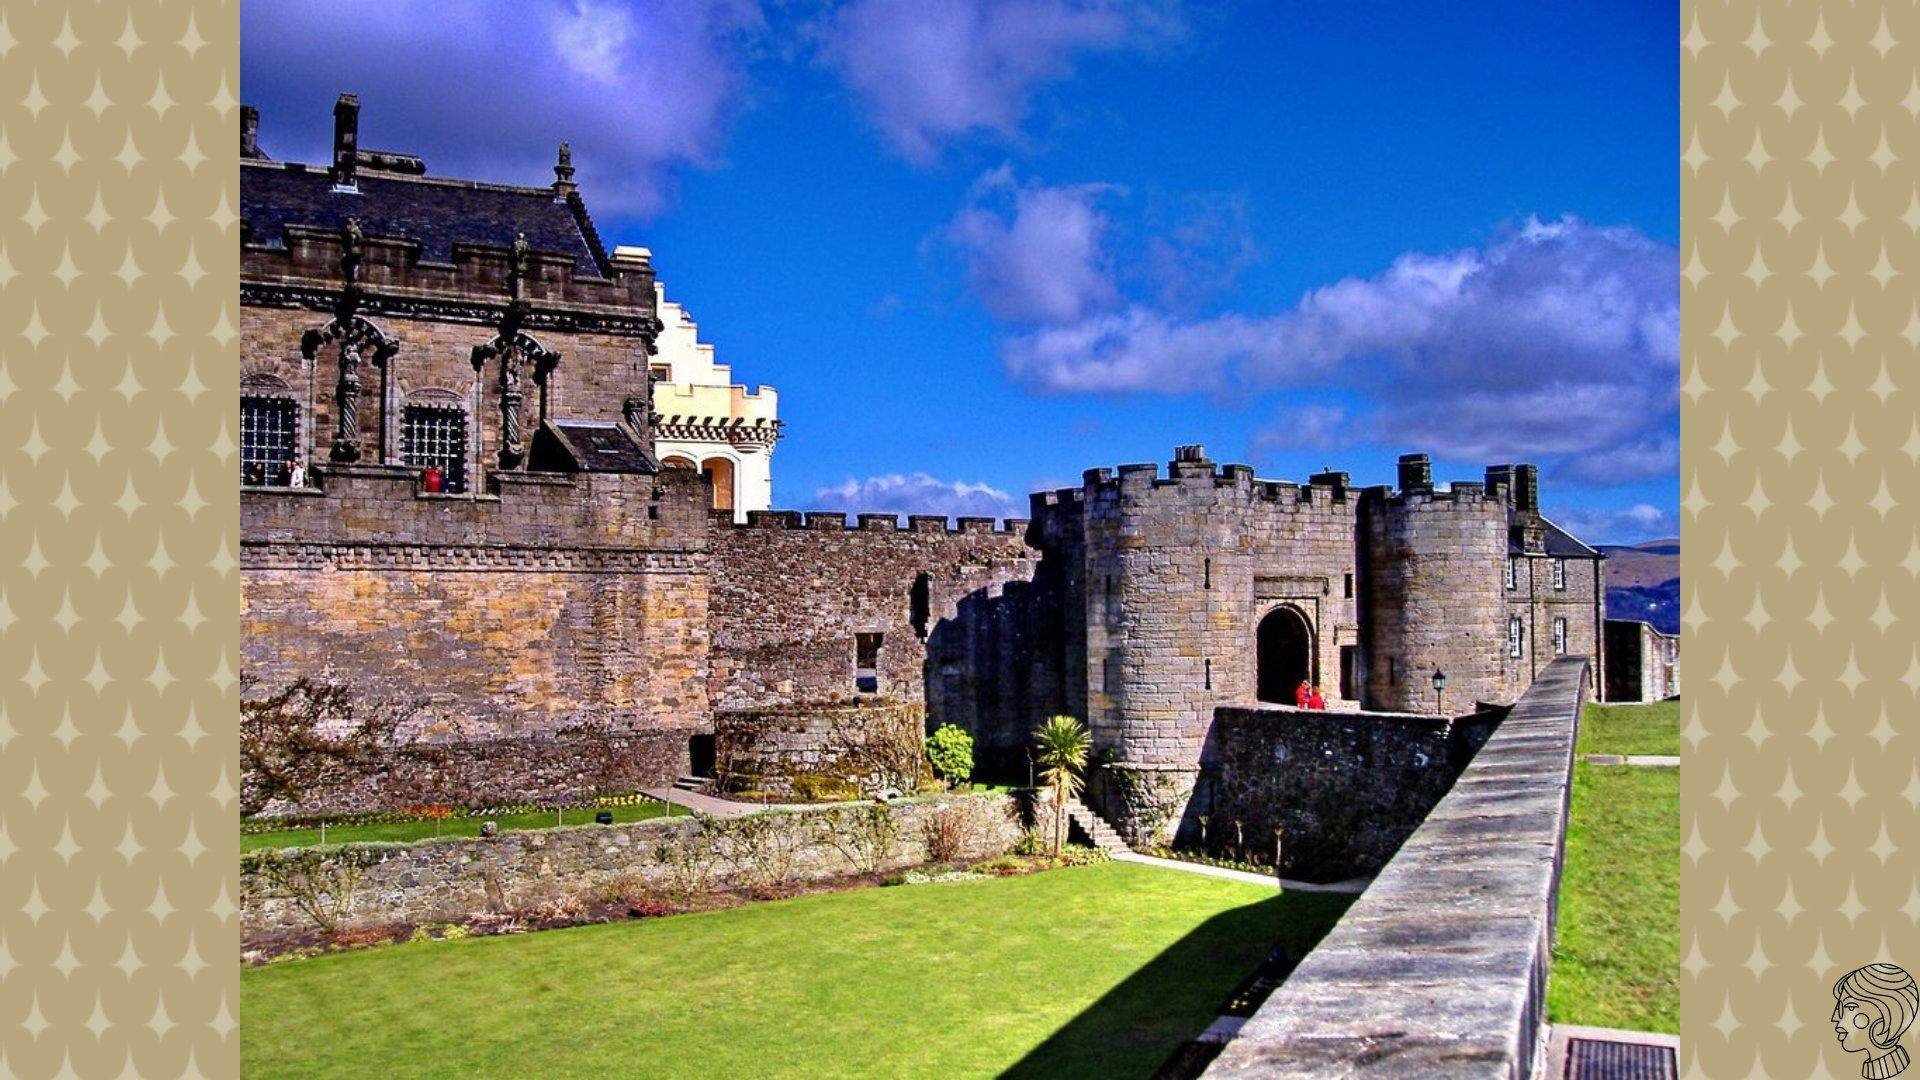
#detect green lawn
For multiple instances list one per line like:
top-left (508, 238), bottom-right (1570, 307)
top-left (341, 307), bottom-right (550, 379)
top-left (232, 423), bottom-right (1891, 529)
top-left (1549, 761), bottom-right (1679, 1033)
top-left (1578, 698), bottom-right (1680, 757)
top-left (241, 801), bottom-right (680, 852)
top-left (242, 862), bottom-right (1351, 1079)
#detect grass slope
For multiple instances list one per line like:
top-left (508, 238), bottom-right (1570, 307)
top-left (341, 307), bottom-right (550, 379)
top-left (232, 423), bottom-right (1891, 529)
top-left (242, 862), bottom-right (1350, 1079)
top-left (1578, 699), bottom-right (1680, 757)
top-left (241, 802), bottom-right (679, 852)
top-left (1549, 761), bottom-right (1680, 1033)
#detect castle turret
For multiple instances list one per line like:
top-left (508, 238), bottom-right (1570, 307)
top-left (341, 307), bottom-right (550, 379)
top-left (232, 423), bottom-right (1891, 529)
top-left (1076, 446), bottom-right (1361, 845)
top-left (1359, 454), bottom-right (1510, 713)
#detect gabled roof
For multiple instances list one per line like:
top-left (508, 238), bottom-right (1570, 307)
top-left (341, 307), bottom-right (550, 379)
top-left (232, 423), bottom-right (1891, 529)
top-left (241, 161), bottom-right (608, 275)
top-left (1510, 512), bottom-right (1604, 558)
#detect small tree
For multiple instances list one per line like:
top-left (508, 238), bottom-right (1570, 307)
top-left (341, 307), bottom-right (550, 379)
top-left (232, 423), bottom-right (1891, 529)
top-left (924, 724), bottom-right (975, 789)
top-left (1033, 715), bottom-right (1091, 855)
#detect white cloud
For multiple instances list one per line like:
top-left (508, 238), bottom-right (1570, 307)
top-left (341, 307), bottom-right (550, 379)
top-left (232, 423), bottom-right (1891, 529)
top-left (810, 473), bottom-right (1026, 520)
top-left (816, 0), bottom-right (1178, 163)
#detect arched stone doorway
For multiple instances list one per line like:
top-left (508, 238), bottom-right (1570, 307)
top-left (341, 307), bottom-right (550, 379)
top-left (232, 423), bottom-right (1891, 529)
top-left (1256, 605), bottom-right (1314, 704)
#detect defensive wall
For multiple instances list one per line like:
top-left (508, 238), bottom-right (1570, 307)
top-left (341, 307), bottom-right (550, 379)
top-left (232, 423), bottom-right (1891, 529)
top-left (240, 792), bottom-right (1023, 938)
top-left (1205, 657), bottom-right (1589, 1079)
top-left (1194, 702), bottom-right (1508, 881)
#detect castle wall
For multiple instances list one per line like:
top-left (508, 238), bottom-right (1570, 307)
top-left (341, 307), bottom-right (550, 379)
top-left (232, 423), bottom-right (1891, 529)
top-left (1359, 484), bottom-right (1511, 713)
top-left (1197, 703), bottom-right (1506, 881)
top-left (704, 513), bottom-right (1049, 754)
top-left (241, 467), bottom-right (713, 810)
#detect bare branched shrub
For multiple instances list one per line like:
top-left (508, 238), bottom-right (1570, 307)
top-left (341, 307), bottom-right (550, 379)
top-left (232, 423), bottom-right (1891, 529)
top-left (817, 803), bottom-right (901, 875)
top-left (244, 849), bottom-right (368, 933)
top-left (239, 675), bottom-right (432, 815)
top-left (921, 803), bottom-right (985, 863)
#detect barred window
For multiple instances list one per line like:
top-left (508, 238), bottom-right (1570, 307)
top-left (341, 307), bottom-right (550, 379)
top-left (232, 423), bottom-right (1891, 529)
top-left (1508, 616), bottom-right (1524, 659)
top-left (402, 404), bottom-right (469, 493)
top-left (1553, 617), bottom-right (1568, 655)
top-left (240, 396), bottom-right (299, 487)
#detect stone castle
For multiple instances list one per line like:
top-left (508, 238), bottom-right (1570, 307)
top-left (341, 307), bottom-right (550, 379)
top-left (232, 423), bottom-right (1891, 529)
top-left (238, 96), bottom-right (1604, 846)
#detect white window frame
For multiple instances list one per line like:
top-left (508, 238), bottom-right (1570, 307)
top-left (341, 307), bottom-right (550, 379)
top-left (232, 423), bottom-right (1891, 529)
top-left (1552, 558), bottom-right (1567, 590)
top-left (1553, 617), bottom-right (1568, 655)
top-left (1508, 616), bottom-right (1524, 658)
top-left (1506, 556), bottom-right (1519, 590)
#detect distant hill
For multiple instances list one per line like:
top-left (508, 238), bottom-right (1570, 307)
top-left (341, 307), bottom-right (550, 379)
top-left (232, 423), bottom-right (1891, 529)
top-left (1599, 538), bottom-right (1679, 634)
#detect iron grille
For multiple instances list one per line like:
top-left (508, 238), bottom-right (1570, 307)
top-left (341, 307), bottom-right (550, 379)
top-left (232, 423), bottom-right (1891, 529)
top-left (240, 396), bottom-right (299, 487)
top-left (402, 404), bottom-right (469, 493)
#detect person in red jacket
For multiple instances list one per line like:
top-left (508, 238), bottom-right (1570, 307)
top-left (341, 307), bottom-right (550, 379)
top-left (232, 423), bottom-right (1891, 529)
top-left (1307, 685), bottom-right (1327, 710)
top-left (1294, 680), bottom-right (1311, 708)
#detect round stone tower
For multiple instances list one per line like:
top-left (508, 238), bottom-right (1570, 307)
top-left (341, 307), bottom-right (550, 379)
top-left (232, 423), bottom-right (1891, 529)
top-left (1359, 454), bottom-right (1512, 713)
top-left (1078, 445), bottom-right (1359, 845)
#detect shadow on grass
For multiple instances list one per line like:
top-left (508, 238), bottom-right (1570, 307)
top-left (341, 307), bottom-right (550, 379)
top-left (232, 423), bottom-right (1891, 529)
top-left (1000, 889), bottom-right (1352, 1079)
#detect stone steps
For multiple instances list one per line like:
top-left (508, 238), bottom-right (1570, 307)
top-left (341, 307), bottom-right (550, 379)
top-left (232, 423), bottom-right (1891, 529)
top-left (1061, 797), bottom-right (1130, 853)
top-left (671, 775), bottom-right (713, 793)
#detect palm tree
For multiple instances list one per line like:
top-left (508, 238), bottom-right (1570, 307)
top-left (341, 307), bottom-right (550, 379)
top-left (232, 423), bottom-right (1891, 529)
top-left (1033, 715), bottom-right (1091, 855)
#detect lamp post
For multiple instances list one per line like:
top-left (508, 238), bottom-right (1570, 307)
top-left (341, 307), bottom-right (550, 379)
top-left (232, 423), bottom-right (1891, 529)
top-left (1432, 668), bottom-right (1447, 716)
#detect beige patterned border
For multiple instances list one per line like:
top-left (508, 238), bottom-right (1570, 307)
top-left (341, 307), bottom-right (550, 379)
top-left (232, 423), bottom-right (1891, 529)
top-left (1686, 1), bottom-right (1918, 1077)
top-left (1, 1), bottom-right (239, 1077)
top-left (3, 1), bottom-right (1915, 1077)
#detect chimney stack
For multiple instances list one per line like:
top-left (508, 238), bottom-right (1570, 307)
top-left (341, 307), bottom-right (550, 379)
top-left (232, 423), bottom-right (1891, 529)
top-left (331, 93), bottom-right (360, 189)
top-left (240, 105), bottom-right (261, 159)
top-left (1396, 452), bottom-right (1433, 493)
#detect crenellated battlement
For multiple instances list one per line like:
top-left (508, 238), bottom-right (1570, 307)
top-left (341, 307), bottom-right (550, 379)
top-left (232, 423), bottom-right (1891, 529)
top-left (720, 509), bottom-right (1032, 536)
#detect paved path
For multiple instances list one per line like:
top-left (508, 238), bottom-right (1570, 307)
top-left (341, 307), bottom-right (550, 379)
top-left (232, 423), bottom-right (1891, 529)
top-left (1545, 1024), bottom-right (1679, 1079)
top-left (641, 787), bottom-right (803, 817)
top-left (1578, 754), bottom-right (1680, 767)
top-left (1111, 851), bottom-right (1371, 894)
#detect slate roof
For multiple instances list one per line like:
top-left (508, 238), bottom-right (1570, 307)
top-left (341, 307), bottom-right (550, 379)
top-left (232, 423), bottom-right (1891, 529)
top-left (1511, 513), bottom-right (1604, 558)
top-left (531, 421), bottom-right (658, 474)
top-left (241, 161), bottom-right (608, 275)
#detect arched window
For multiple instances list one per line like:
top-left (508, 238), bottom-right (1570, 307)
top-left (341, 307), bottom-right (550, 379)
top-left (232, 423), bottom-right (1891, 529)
top-left (701, 457), bottom-right (736, 512)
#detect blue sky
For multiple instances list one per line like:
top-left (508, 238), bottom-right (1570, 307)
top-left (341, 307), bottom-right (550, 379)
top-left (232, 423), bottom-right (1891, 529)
top-left (241, 0), bottom-right (1678, 543)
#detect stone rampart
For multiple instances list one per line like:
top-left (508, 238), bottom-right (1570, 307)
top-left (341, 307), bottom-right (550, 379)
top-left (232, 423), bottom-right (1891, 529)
top-left (713, 701), bottom-right (929, 798)
top-left (705, 511), bottom-right (1047, 727)
top-left (1196, 702), bottom-right (1507, 880)
top-left (241, 467), bottom-right (714, 811)
top-left (1205, 658), bottom-right (1588, 1078)
top-left (241, 793), bottom-right (1023, 938)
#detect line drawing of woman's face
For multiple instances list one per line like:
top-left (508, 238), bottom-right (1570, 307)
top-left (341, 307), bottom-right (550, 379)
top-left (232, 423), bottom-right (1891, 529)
top-left (1834, 995), bottom-right (1882, 1055)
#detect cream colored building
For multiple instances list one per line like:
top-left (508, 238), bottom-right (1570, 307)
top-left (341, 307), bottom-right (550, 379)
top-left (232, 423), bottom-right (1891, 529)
top-left (626, 251), bottom-right (780, 519)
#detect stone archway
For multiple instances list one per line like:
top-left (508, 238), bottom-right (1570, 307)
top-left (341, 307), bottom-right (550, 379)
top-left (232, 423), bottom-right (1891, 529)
top-left (1256, 604), bottom-right (1314, 704)
top-left (701, 456), bottom-right (736, 512)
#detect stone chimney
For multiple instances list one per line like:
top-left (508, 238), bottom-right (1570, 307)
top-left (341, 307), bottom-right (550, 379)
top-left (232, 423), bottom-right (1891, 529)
top-left (240, 105), bottom-right (262, 159)
top-left (331, 93), bottom-right (360, 189)
top-left (1396, 452), bottom-right (1433, 493)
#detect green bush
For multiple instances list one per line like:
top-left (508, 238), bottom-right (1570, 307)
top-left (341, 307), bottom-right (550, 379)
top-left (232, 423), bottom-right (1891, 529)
top-left (924, 725), bottom-right (975, 789)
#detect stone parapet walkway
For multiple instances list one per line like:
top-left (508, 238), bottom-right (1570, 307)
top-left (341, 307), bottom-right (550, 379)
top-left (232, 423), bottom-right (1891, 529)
top-left (641, 787), bottom-right (799, 817)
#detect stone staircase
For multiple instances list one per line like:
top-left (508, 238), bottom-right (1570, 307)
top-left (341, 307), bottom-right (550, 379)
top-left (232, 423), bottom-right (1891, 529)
top-left (1061, 797), bottom-right (1130, 853)
top-left (671, 775), bottom-right (714, 794)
